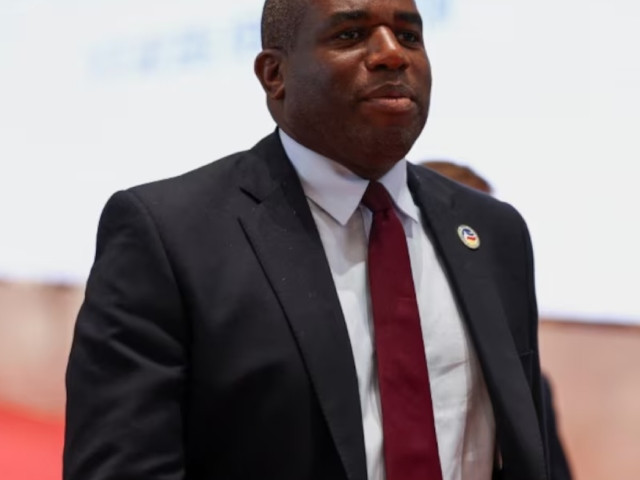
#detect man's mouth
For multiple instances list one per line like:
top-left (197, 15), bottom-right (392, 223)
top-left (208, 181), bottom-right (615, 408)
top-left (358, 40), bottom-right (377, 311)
top-left (361, 84), bottom-right (416, 114)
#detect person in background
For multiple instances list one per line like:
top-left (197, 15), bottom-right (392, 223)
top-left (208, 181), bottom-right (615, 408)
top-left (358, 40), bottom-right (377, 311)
top-left (422, 159), bottom-right (573, 480)
top-left (63, 0), bottom-right (551, 479)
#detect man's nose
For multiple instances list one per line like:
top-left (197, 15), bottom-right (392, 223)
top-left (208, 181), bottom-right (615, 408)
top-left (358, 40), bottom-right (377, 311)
top-left (365, 27), bottom-right (410, 71)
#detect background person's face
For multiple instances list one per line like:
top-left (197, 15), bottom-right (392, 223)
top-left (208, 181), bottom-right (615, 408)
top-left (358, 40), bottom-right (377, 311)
top-left (279, 0), bottom-right (432, 179)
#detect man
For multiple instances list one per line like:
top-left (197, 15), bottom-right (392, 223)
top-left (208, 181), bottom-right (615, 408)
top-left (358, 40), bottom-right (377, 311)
top-left (64, 0), bottom-right (549, 479)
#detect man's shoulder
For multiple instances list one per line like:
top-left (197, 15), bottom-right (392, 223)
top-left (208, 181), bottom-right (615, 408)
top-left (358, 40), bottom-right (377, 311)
top-left (409, 162), bottom-right (529, 238)
top-left (409, 163), bottom-right (514, 211)
top-left (122, 132), bottom-right (282, 214)
top-left (130, 148), bottom-right (251, 203)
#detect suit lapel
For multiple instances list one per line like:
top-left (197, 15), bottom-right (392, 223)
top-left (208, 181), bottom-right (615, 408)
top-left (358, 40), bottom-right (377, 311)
top-left (407, 166), bottom-right (546, 480)
top-left (237, 133), bottom-right (367, 480)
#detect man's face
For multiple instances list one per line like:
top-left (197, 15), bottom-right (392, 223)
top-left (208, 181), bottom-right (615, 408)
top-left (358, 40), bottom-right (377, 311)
top-left (278, 0), bottom-right (432, 179)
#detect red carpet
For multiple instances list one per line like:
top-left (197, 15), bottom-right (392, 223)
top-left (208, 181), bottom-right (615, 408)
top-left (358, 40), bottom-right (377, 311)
top-left (0, 405), bottom-right (63, 480)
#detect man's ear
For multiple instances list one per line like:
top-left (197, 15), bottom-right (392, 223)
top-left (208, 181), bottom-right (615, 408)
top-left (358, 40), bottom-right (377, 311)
top-left (254, 49), bottom-right (286, 100)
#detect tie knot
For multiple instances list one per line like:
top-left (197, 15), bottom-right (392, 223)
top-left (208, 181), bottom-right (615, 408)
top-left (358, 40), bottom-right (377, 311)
top-left (362, 181), bottom-right (394, 213)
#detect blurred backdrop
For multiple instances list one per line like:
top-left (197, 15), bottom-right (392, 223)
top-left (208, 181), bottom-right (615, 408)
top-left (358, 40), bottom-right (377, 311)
top-left (1, 0), bottom-right (639, 479)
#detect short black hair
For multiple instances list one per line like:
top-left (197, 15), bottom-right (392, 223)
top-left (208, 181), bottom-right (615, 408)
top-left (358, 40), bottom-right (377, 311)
top-left (261, 0), bottom-right (308, 52)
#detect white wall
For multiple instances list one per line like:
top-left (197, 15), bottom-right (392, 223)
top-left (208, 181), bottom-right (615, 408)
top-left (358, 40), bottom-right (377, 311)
top-left (1, 0), bottom-right (638, 323)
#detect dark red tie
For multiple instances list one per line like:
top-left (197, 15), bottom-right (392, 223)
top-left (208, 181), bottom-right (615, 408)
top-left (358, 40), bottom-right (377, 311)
top-left (362, 181), bottom-right (443, 480)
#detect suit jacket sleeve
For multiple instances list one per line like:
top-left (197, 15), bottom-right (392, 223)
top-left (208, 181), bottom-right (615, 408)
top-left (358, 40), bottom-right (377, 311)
top-left (64, 190), bottom-right (188, 480)
top-left (520, 206), bottom-right (551, 480)
top-left (542, 376), bottom-right (573, 480)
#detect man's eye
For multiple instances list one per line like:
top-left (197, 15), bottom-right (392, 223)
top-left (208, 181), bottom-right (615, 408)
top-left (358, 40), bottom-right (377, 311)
top-left (397, 31), bottom-right (422, 44)
top-left (336, 30), bottom-right (362, 41)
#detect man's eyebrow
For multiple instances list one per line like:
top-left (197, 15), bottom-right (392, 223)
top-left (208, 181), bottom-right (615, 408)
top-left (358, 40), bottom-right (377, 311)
top-left (395, 11), bottom-right (423, 29)
top-left (325, 10), bottom-right (369, 29)
top-left (323, 10), bottom-right (423, 29)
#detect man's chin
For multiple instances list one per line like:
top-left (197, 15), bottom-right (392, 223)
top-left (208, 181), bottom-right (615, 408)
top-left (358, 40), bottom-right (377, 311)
top-left (354, 129), bottom-right (419, 164)
top-left (371, 122), bottom-right (424, 148)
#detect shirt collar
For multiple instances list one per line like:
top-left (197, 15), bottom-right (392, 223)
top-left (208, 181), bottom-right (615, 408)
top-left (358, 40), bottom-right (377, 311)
top-left (279, 129), bottom-right (420, 226)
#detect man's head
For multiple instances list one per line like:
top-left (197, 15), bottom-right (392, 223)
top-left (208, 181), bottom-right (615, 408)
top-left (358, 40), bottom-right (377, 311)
top-left (255, 0), bottom-right (432, 180)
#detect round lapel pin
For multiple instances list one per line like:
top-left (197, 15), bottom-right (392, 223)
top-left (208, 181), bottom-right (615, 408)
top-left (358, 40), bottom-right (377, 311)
top-left (457, 225), bottom-right (480, 250)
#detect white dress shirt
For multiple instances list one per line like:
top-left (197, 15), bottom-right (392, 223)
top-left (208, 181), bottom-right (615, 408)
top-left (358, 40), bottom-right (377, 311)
top-left (280, 130), bottom-right (496, 480)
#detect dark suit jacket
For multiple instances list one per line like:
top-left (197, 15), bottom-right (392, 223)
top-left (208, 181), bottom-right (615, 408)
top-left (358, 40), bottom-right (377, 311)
top-left (64, 131), bottom-right (549, 480)
top-left (542, 375), bottom-right (573, 480)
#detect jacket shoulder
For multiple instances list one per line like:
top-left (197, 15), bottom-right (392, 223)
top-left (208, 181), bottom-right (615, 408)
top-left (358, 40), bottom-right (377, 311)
top-left (409, 162), bottom-right (526, 227)
top-left (129, 149), bottom-right (251, 208)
